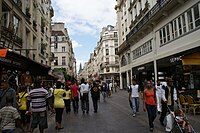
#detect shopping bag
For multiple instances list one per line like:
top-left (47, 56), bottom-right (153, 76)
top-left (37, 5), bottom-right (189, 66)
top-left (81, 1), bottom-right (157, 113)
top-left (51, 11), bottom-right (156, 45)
top-left (165, 112), bottom-right (174, 132)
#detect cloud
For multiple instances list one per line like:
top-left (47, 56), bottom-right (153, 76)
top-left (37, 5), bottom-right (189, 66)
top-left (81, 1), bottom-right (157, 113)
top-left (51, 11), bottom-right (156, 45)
top-left (52, 0), bottom-right (116, 36)
top-left (72, 40), bottom-right (83, 49)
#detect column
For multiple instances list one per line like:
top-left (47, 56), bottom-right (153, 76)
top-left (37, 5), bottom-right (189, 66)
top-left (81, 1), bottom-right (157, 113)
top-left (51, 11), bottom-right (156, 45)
top-left (154, 60), bottom-right (158, 82)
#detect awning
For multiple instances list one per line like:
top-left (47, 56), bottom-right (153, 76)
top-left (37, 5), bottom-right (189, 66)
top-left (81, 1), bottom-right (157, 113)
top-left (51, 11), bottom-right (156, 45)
top-left (0, 50), bottom-right (50, 75)
top-left (182, 52), bottom-right (200, 65)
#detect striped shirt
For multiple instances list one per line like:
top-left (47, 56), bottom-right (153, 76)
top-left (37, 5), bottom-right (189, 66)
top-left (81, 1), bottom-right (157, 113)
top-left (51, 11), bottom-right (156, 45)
top-left (0, 106), bottom-right (20, 130)
top-left (27, 88), bottom-right (48, 112)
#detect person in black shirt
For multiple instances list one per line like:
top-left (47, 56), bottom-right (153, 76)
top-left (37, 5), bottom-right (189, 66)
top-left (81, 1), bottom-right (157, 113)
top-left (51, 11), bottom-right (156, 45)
top-left (91, 81), bottom-right (100, 113)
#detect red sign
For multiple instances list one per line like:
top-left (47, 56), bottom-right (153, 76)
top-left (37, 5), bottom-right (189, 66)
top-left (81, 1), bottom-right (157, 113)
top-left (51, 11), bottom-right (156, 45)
top-left (0, 48), bottom-right (8, 57)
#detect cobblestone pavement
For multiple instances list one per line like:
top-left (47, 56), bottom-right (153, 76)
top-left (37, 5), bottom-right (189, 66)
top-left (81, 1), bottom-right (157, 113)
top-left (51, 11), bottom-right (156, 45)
top-left (17, 90), bottom-right (200, 133)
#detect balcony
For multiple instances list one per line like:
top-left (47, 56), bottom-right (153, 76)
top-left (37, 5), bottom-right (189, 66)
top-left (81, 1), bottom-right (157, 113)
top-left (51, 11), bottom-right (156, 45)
top-left (0, 26), bottom-right (22, 48)
top-left (13, 0), bottom-right (22, 9)
top-left (117, 40), bottom-right (130, 55)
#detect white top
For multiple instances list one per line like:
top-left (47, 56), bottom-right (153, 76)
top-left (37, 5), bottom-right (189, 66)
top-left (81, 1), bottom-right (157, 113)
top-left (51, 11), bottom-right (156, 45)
top-left (156, 85), bottom-right (162, 98)
top-left (79, 83), bottom-right (90, 96)
top-left (129, 84), bottom-right (140, 98)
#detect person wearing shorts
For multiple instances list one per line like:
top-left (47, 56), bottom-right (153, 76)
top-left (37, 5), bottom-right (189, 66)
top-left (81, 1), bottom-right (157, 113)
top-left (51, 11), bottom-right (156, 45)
top-left (27, 80), bottom-right (49, 133)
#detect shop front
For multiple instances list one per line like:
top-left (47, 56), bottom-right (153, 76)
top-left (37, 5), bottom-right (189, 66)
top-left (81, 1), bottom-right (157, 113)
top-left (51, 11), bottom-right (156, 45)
top-left (0, 48), bottom-right (50, 89)
top-left (0, 49), bottom-right (51, 82)
top-left (132, 61), bottom-right (154, 90)
top-left (157, 47), bottom-right (200, 99)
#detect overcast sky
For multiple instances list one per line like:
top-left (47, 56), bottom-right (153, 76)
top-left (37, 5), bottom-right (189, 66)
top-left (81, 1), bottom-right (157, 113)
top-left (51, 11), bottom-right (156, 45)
top-left (52, 0), bottom-right (117, 70)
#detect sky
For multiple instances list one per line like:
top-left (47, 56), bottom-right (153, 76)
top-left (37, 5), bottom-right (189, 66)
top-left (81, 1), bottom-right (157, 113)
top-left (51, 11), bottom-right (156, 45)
top-left (51, 0), bottom-right (117, 70)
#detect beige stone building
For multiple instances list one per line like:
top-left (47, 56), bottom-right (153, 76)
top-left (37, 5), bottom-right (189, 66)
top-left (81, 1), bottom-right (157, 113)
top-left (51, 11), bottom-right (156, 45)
top-left (51, 22), bottom-right (76, 80)
top-left (0, 0), bottom-right (54, 75)
top-left (115, 0), bottom-right (200, 92)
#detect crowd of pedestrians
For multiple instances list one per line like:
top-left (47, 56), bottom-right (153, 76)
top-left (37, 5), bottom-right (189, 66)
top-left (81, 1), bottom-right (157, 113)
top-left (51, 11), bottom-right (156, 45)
top-left (1, 67), bottom-right (187, 133)
top-left (0, 67), bottom-right (119, 133)
top-left (128, 77), bottom-right (179, 132)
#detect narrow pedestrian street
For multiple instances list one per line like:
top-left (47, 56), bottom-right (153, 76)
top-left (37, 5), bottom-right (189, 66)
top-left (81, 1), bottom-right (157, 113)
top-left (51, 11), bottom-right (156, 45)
top-left (32, 90), bottom-right (166, 133)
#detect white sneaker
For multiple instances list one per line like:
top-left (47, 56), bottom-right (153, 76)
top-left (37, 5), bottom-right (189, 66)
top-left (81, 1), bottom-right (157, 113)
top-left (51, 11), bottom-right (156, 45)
top-left (132, 114), bottom-right (136, 117)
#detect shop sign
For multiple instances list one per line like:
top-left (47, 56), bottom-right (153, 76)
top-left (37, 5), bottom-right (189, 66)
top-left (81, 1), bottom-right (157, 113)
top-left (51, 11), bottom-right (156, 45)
top-left (170, 56), bottom-right (181, 63)
top-left (0, 57), bottom-right (21, 66)
top-left (137, 66), bottom-right (145, 71)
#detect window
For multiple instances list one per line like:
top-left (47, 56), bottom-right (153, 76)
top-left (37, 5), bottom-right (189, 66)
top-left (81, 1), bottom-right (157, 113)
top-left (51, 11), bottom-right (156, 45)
top-left (182, 14), bottom-right (187, 33)
top-left (105, 43), bottom-right (108, 47)
top-left (162, 27), bottom-right (166, 43)
top-left (62, 56), bottom-right (66, 65)
top-left (106, 58), bottom-right (109, 64)
top-left (13, 16), bottom-right (20, 34)
top-left (62, 46), bottom-right (65, 52)
top-left (106, 49), bottom-right (109, 55)
top-left (194, 4), bottom-right (200, 27)
top-left (106, 67), bottom-right (110, 72)
top-left (2, 12), bottom-right (9, 27)
top-left (114, 32), bottom-right (117, 37)
top-left (178, 17), bottom-right (182, 36)
top-left (159, 30), bottom-right (163, 44)
top-left (173, 20), bottom-right (178, 38)
top-left (166, 25), bottom-right (170, 41)
top-left (187, 9), bottom-right (194, 31)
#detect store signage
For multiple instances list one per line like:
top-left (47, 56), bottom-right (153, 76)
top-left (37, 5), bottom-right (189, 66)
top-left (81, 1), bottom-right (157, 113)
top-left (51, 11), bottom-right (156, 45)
top-left (0, 57), bottom-right (21, 66)
top-left (138, 66), bottom-right (145, 71)
top-left (170, 56), bottom-right (181, 63)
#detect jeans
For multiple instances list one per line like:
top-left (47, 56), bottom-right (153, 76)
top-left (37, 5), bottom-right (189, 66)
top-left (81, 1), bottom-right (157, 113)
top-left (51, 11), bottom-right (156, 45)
top-left (131, 97), bottom-right (139, 114)
top-left (81, 93), bottom-right (89, 112)
top-left (92, 97), bottom-right (98, 112)
top-left (146, 104), bottom-right (157, 128)
top-left (72, 96), bottom-right (79, 113)
top-left (2, 129), bottom-right (15, 133)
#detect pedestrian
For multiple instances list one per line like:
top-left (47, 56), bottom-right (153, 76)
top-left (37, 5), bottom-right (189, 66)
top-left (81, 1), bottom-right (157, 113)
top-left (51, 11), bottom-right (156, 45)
top-left (63, 83), bottom-right (71, 114)
top-left (143, 81), bottom-right (157, 132)
top-left (159, 77), bottom-right (178, 126)
top-left (79, 78), bottom-right (90, 114)
top-left (91, 81), bottom-right (100, 113)
top-left (0, 72), bottom-right (17, 109)
top-left (155, 80), bottom-right (163, 114)
top-left (53, 81), bottom-right (66, 130)
top-left (17, 85), bottom-right (30, 132)
top-left (128, 78), bottom-right (140, 117)
top-left (0, 96), bottom-right (24, 133)
top-left (101, 82), bottom-right (107, 101)
top-left (27, 80), bottom-right (49, 133)
top-left (70, 82), bottom-right (79, 113)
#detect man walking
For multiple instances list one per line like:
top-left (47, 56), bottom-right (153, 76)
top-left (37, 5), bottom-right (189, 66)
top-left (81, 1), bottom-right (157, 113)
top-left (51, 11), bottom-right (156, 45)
top-left (159, 78), bottom-right (177, 126)
top-left (27, 80), bottom-right (49, 133)
top-left (79, 78), bottom-right (90, 114)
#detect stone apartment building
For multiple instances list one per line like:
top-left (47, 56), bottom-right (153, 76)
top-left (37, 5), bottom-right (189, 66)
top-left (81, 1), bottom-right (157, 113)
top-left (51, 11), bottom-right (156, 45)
top-left (115, 0), bottom-right (200, 94)
top-left (51, 22), bottom-right (76, 80)
top-left (0, 0), bottom-right (54, 76)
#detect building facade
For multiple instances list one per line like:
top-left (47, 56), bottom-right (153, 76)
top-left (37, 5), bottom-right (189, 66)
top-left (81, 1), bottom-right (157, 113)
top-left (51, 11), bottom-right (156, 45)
top-left (51, 22), bottom-right (76, 80)
top-left (115, 0), bottom-right (200, 95)
top-left (0, 0), bottom-right (53, 75)
top-left (96, 25), bottom-right (120, 84)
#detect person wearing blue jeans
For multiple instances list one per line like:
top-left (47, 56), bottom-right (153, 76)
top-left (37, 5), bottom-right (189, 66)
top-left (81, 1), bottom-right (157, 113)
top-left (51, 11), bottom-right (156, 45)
top-left (128, 78), bottom-right (140, 117)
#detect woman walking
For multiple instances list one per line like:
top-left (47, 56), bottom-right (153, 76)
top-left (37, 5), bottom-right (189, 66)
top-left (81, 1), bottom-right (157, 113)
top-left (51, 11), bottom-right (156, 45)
top-left (143, 81), bottom-right (157, 132)
top-left (53, 81), bottom-right (66, 130)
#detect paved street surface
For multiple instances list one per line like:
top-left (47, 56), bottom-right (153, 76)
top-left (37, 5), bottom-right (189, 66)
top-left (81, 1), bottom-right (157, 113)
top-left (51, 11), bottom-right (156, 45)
top-left (20, 90), bottom-right (199, 133)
